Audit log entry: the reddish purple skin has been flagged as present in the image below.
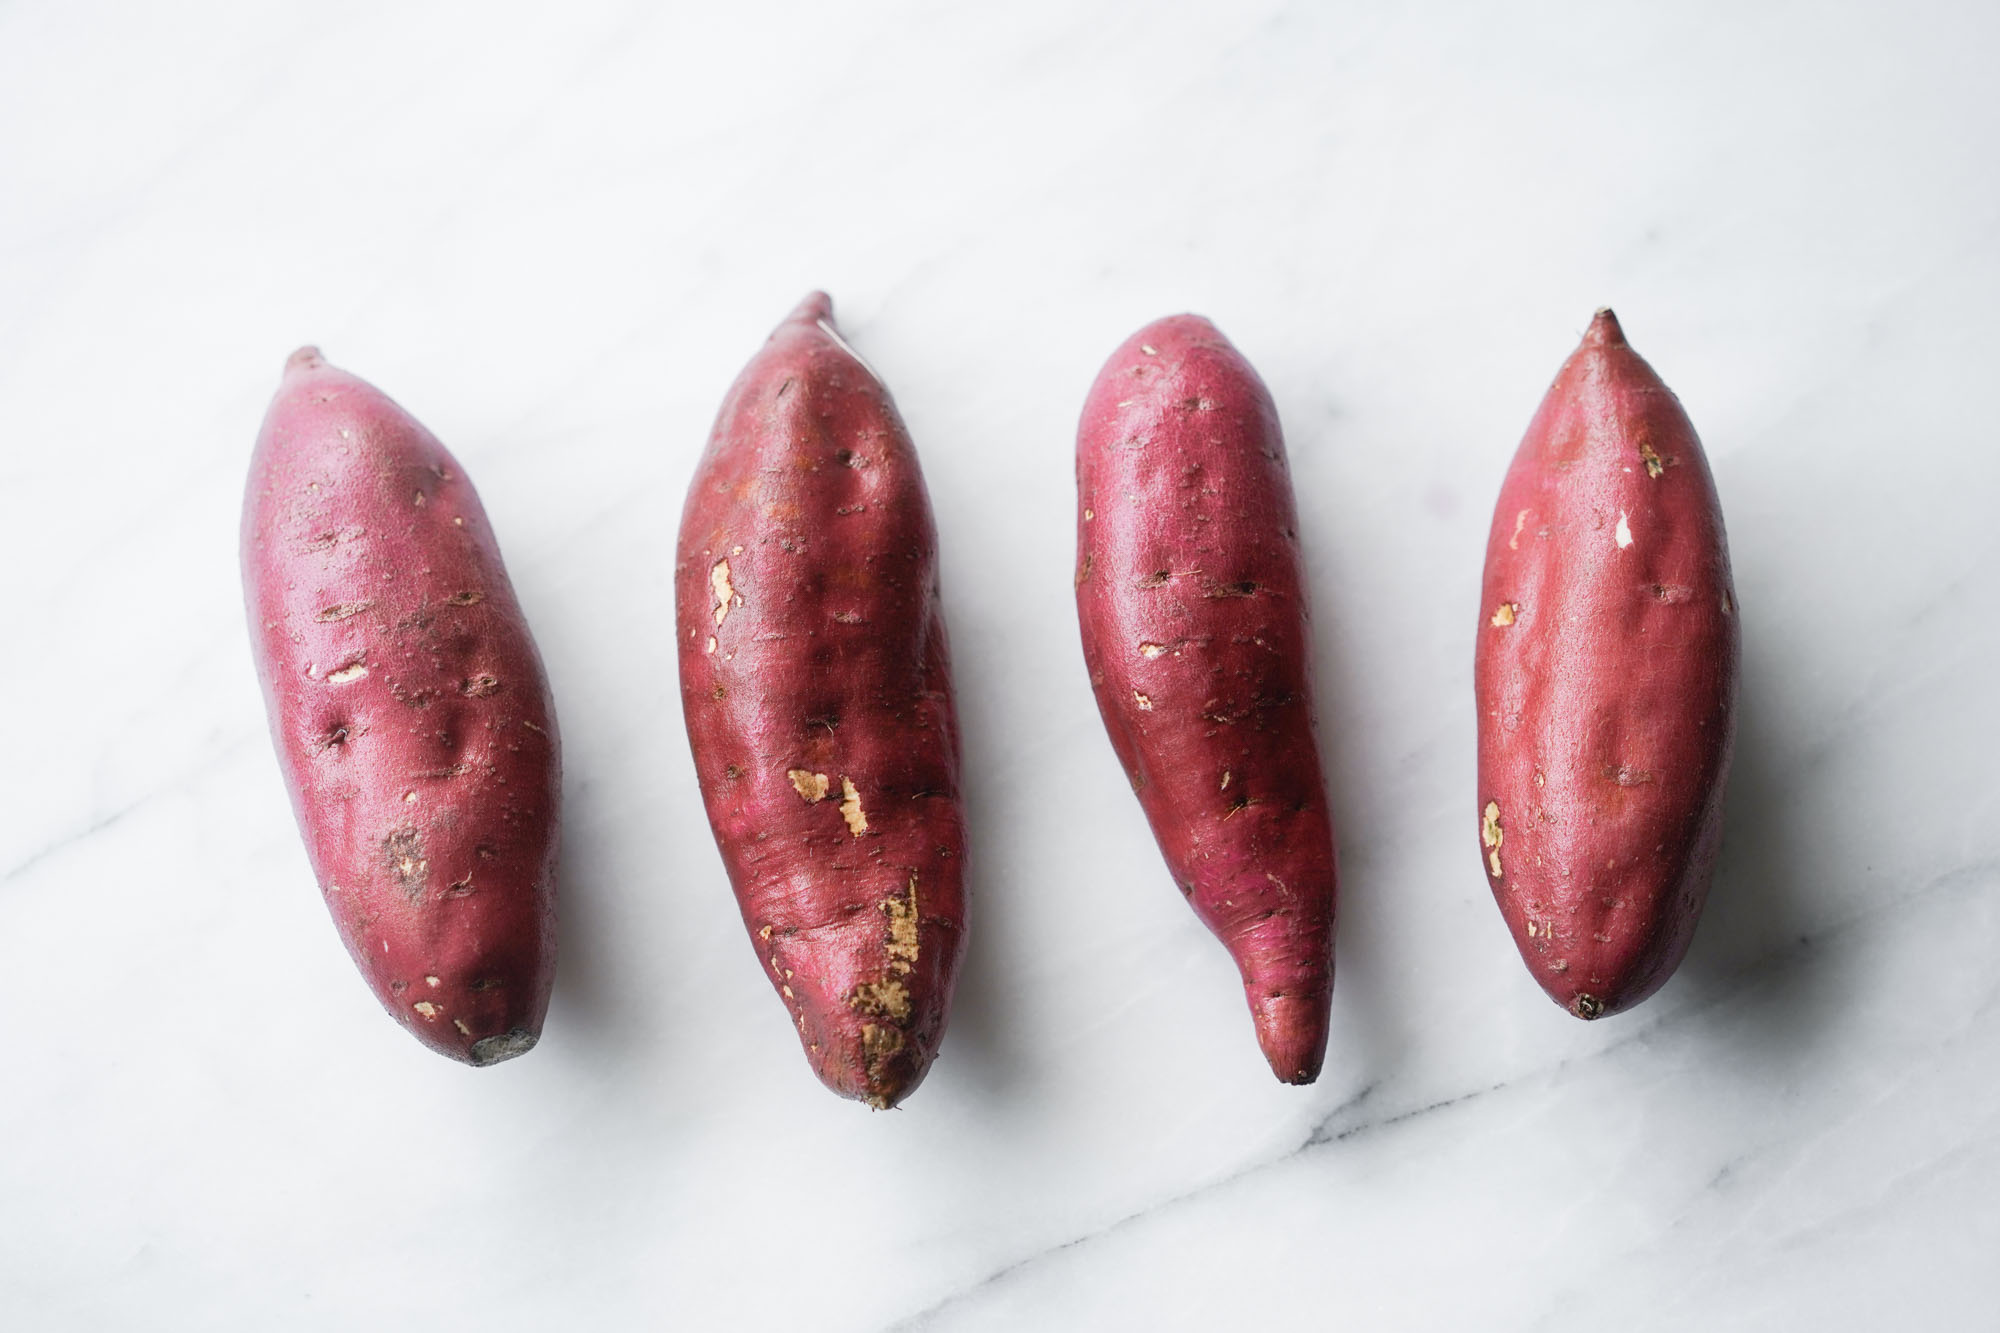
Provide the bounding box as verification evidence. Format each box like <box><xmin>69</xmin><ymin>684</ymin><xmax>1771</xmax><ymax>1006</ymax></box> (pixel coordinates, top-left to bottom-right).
<box><xmin>242</xmin><ymin>350</ymin><xmax>560</xmax><ymax>1064</ymax></box>
<box><xmin>1475</xmin><ymin>311</ymin><xmax>1739</xmax><ymax>1020</ymax></box>
<box><xmin>1075</xmin><ymin>314</ymin><xmax>1337</xmax><ymax>1084</ymax></box>
<box><xmin>676</xmin><ymin>293</ymin><xmax>967</xmax><ymax>1109</ymax></box>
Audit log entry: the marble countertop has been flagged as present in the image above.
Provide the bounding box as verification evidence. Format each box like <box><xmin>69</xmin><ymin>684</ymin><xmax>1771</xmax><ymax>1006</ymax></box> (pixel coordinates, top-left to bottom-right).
<box><xmin>4</xmin><ymin>2</ymin><xmax>1997</xmax><ymax>1328</ymax></box>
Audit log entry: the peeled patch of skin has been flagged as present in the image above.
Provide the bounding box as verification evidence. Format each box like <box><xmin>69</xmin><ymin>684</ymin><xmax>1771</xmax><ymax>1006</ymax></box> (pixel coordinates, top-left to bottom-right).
<box><xmin>241</xmin><ymin>350</ymin><xmax>560</xmax><ymax>1065</ymax></box>
<box><xmin>1074</xmin><ymin>314</ymin><xmax>1337</xmax><ymax>1084</ymax></box>
<box><xmin>1475</xmin><ymin>310</ymin><xmax>1739</xmax><ymax>1020</ymax></box>
<box><xmin>676</xmin><ymin>293</ymin><xmax>968</xmax><ymax>1109</ymax></box>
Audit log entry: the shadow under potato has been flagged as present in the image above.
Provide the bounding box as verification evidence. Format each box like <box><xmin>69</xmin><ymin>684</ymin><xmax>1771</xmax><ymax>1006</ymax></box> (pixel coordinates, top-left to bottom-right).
<box><xmin>1671</xmin><ymin>635</ymin><xmax>1839</xmax><ymax>1057</ymax></box>
<box><xmin>926</xmin><ymin>617</ymin><xmax>1034</xmax><ymax>1109</ymax></box>
<box><xmin>543</xmin><ymin>774</ymin><xmax>636</xmax><ymax>1053</ymax></box>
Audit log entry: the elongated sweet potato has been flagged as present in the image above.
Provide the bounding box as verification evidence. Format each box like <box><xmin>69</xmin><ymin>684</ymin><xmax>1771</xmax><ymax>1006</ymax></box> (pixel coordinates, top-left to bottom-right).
<box><xmin>1475</xmin><ymin>310</ymin><xmax>1739</xmax><ymax>1019</ymax></box>
<box><xmin>676</xmin><ymin>293</ymin><xmax>967</xmax><ymax>1109</ymax></box>
<box><xmin>1074</xmin><ymin>315</ymin><xmax>1337</xmax><ymax>1084</ymax></box>
<box><xmin>242</xmin><ymin>349</ymin><xmax>560</xmax><ymax>1064</ymax></box>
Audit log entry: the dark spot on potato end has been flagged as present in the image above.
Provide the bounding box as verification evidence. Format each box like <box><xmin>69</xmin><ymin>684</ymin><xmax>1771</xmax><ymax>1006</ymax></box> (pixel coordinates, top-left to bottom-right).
<box><xmin>1571</xmin><ymin>994</ymin><xmax>1605</xmax><ymax>1020</ymax></box>
<box><xmin>383</xmin><ymin>828</ymin><xmax>429</xmax><ymax>899</ymax></box>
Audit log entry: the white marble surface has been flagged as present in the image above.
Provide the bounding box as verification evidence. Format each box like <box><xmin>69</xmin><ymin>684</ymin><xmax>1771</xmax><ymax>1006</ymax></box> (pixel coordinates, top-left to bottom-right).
<box><xmin>4</xmin><ymin>2</ymin><xmax>1998</xmax><ymax>1328</ymax></box>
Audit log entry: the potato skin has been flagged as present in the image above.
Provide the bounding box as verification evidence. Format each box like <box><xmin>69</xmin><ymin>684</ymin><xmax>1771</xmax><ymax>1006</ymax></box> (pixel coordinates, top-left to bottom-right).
<box><xmin>242</xmin><ymin>350</ymin><xmax>560</xmax><ymax>1065</ymax></box>
<box><xmin>676</xmin><ymin>293</ymin><xmax>967</xmax><ymax>1109</ymax></box>
<box><xmin>1475</xmin><ymin>311</ymin><xmax>1739</xmax><ymax>1020</ymax></box>
<box><xmin>1074</xmin><ymin>315</ymin><xmax>1337</xmax><ymax>1084</ymax></box>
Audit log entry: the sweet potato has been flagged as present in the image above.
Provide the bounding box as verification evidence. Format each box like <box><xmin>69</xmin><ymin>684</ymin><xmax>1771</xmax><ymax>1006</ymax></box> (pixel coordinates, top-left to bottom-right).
<box><xmin>1074</xmin><ymin>314</ymin><xmax>1337</xmax><ymax>1084</ymax></box>
<box><xmin>241</xmin><ymin>349</ymin><xmax>560</xmax><ymax>1064</ymax></box>
<box><xmin>676</xmin><ymin>293</ymin><xmax>967</xmax><ymax>1109</ymax></box>
<box><xmin>1475</xmin><ymin>310</ymin><xmax>1739</xmax><ymax>1019</ymax></box>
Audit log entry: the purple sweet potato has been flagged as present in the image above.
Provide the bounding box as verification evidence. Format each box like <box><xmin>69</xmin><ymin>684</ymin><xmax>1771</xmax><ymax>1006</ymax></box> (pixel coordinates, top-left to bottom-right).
<box><xmin>1074</xmin><ymin>314</ymin><xmax>1337</xmax><ymax>1084</ymax></box>
<box><xmin>1475</xmin><ymin>310</ymin><xmax>1739</xmax><ymax>1019</ymax></box>
<box><xmin>242</xmin><ymin>349</ymin><xmax>560</xmax><ymax>1064</ymax></box>
<box><xmin>675</xmin><ymin>293</ymin><xmax>967</xmax><ymax>1109</ymax></box>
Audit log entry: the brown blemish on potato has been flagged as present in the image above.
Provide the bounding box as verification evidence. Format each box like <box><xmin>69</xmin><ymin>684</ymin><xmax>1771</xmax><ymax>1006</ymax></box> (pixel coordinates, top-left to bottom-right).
<box><xmin>787</xmin><ymin>769</ymin><xmax>831</xmax><ymax>802</ymax></box>
<box><xmin>1604</xmin><ymin>764</ymin><xmax>1653</xmax><ymax>786</ymax></box>
<box><xmin>384</xmin><ymin>828</ymin><xmax>429</xmax><ymax>899</ymax></box>
<box><xmin>326</xmin><ymin>660</ymin><xmax>369</xmax><ymax>683</ymax></box>
<box><xmin>883</xmin><ymin>877</ymin><xmax>920</xmax><ymax>974</ymax></box>
<box><xmin>1481</xmin><ymin>801</ymin><xmax>1504</xmax><ymax>878</ymax></box>
<box><xmin>1571</xmin><ymin>994</ymin><xmax>1605</xmax><ymax>1020</ymax></box>
<box><xmin>1083</xmin><ymin>507</ymin><xmax>1095</xmax><ymax>521</ymax></box>
<box><xmin>858</xmin><ymin>1023</ymin><xmax>906</xmax><ymax>1101</ymax></box>
<box><xmin>849</xmin><ymin>978</ymin><xmax>912</xmax><ymax>1022</ymax></box>
<box><xmin>1075</xmin><ymin>554</ymin><xmax>1093</xmax><ymax>587</ymax></box>
<box><xmin>1721</xmin><ymin>590</ymin><xmax>1734</xmax><ymax>616</ymax></box>
<box><xmin>460</xmin><ymin>674</ymin><xmax>500</xmax><ymax>697</ymax></box>
<box><xmin>1133</xmin><ymin>690</ymin><xmax>1153</xmax><ymax>711</ymax></box>
<box><xmin>759</xmin><ymin>924</ymin><xmax>774</xmax><ymax>940</ymax></box>
<box><xmin>1639</xmin><ymin>441</ymin><xmax>1666</xmax><ymax>478</ymax></box>
<box><xmin>316</xmin><ymin>600</ymin><xmax>373</xmax><ymax>623</ymax></box>
<box><xmin>1490</xmin><ymin>602</ymin><xmax>1518</xmax><ymax>627</ymax></box>
<box><xmin>301</xmin><ymin>526</ymin><xmax>364</xmax><ymax>553</ymax></box>
<box><xmin>445</xmin><ymin>874</ymin><xmax>474</xmax><ymax>898</ymax></box>
<box><xmin>1138</xmin><ymin>641</ymin><xmax>1167</xmax><ymax>659</ymax></box>
<box><xmin>413</xmin><ymin>1001</ymin><xmax>439</xmax><ymax>1019</ymax></box>
<box><xmin>838</xmin><ymin>777</ymin><xmax>868</xmax><ymax>835</ymax></box>
<box><xmin>710</xmin><ymin>560</ymin><xmax>736</xmax><ymax>627</ymax></box>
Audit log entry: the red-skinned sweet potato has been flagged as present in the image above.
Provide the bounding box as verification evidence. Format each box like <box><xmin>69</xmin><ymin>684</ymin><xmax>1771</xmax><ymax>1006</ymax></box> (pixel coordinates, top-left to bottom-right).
<box><xmin>1475</xmin><ymin>310</ymin><xmax>1739</xmax><ymax>1019</ymax></box>
<box><xmin>1074</xmin><ymin>314</ymin><xmax>1337</xmax><ymax>1084</ymax></box>
<box><xmin>242</xmin><ymin>349</ymin><xmax>560</xmax><ymax>1065</ymax></box>
<box><xmin>676</xmin><ymin>293</ymin><xmax>967</xmax><ymax>1109</ymax></box>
